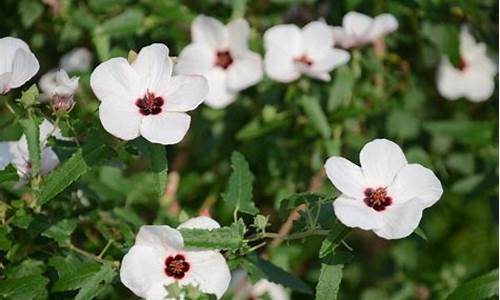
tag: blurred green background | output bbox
[0,0,498,299]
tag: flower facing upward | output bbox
[325,139,443,240]
[436,26,497,102]
[0,119,63,181]
[176,15,263,109]
[331,12,398,48]
[0,37,40,94]
[120,216,231,300]
[264,21,350,83]
[90,43,208,145]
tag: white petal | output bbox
[90,57,143,106]
[192,15,226,49]
[60,47,92,72]
[99,101,141,140]
[302,21,334,58]
[359,139,407,187]
[333,195,384,230]
[459,26,478,57]
[263,24,302,57]
[176,44,214,75]
[342,12,373,37]
[253,280,290,300]
[184,250,231,299]
[140,112,191,145]
[373,198,423,239]
[38,70,58,98]
[40,148,59,175]
[132,43,173,97]
[436,57,464,100]
[0,142,16,170]
[164,75,207,112]
[227,52,263,91]
[366,14,398,41]
[135,225,184,250]
[461,69,496,102]
[0,72,12,94]
[0,37,31,73]
[332,27,356,49]
[120,245,173,299]
[204,68,236,108]
[310,48,350,74]
[145,283,171,300]
[324,156,366,199]
[388,164,443,208]
[227,19,250,55]
[9,47,40,89]
[178,216,220,230]
[264,49,300,83]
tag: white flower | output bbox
[436,26,497,102]
[230,269,289,300]
[39,69,79,100]
[331,12,398,48]
[90,43,208,145]
[60,47,92,72]
[120,216,231,300]
[176,15,263,109]
[263,21,350,83]
[324,139,443,240]
[0,119,63,180]
[0,37,40,94]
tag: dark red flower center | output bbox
[136,91,164,116]
[215,50,233,69]
[294,54,313,66]
[458,57,467,71]
[364,187,392,211]
[164,254,190,279]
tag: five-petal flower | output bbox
[176,15,263,109]
[120,216,231,300]
[90,43,208,145]
[436,26,497,102]
[325,139,443,239]
[264,21,350,82]
[332,12,398,49]
[0,37,40,94]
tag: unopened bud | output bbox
[52,94,75,115]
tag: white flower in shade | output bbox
[0,37,40,94]
[120,216,231,300]
[436,26,497,102]
[331,12,398,48]
[39,69,79,100]
[60,47,92,72]
[90,43,208,145]
[324,139,443,240]
[263,21,350,83]
[176,15,263,109]
[0,119,63,180]
[230,269,289,300]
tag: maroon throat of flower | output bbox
[458,57,468,71]
[215,50,234,69]
[136,90,164,116]
[164,254,190,279]
[294,54,313,66]
[364,187,392,211]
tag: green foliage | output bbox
[315,264,343,300]
[222,151,259,215]
[445,269,499,300]
[19,116,41,175]
[179,225,242,251]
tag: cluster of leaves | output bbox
[0,0,498,299]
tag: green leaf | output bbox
[40,140,112,205]
[19,117,41,175]
[19,84,40,107]
[0,274,48,300]
[319,223,350,259]
[222,151,258,215]
[98,8,144,37]
[446,269,498,300]
[424,120,494,145]
[140,141,168,200]
[19,0,44,28]
[0,164,19,183]
[315,264,343,300]
[179,226,242,251]
[300,95,331,139]
[246,255,312,294]
[41,219,78,246]
[0,227,12,251]
[414,227,428,241]
[49,256,116,300]
[328,66,354,111]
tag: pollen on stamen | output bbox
[164,254,190,279]
[364,187,392,211]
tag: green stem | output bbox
[246,229,330,243]
[98,240,114,259]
